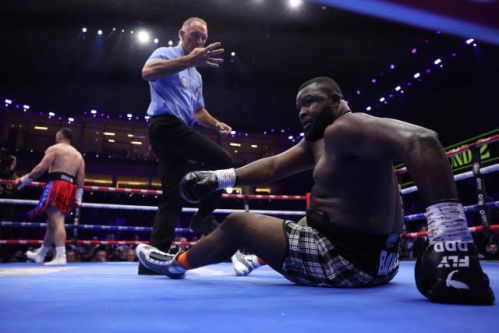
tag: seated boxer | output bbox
[137,77,494,305]
[16,127,85,266]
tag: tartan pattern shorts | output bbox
[281,221,398,287]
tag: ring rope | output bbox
[402,225,499,238]
[400,162,499,195]
[2,162,497,201]
[404,201,499,222]
[0,239,194,246]
[3,224,498,246]
[0,199,306,216]
[0,221,192,233]
[1,201,497,233]
[0,179,306,200]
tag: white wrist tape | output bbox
[75,188,83,204]
[214,168,236,190]
[425,201,472,245]
[18,176,33,190]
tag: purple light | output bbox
[407,82,412,86]
[126,113,132,118]
[288,135,293,140]
[271,129,275,133]
[473,43,477,47]
[106,115,110,119]
[434,58,442,65]
[118,115,123,119]
[411,48,417,54]
[263,131,267,135]
[390,64,395,70]
[388,94,394,98]
[23,104,30,110]
[426,69,431,74]
[465,38,474,45]
[144,115,150,120]
[371,78,377,84]
[299,132,304,137]
[48,112,55,117]
[230,130,236,135]
[281,129,285,133]
[100,113,104,117]
[39,112,43,115]
[90,109,97,115]
[451,52,457,57]
[135,116,140,120]
[83,111,88,116]
[57,116,62,120]
[15,104,20,109]
[68,117,74,122]
[356,90,361,95]
[413,72,421,79]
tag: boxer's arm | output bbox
[74,158,85,206]
[26,147,56,180]
[235,139,314,185]
[326,114,456,205]
[76,158,85,189]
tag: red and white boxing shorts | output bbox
[28,172,77,218]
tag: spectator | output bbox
[484,242,499,260]
[95,249,108,262]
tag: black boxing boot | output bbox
[415,240,494,305]
[415,201,495,305]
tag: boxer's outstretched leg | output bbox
[136,212,288,278]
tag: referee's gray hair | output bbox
[181,17,207,30]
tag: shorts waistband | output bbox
[47,172,75,184]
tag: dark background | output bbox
[0,0,497,145]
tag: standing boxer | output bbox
[16,127,85,265]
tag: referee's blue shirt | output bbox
[145,44,205,126]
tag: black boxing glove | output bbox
[180,168,236,203]
[415,240,495,305]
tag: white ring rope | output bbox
[0,199,305,216]
[400,162,499,195]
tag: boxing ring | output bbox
[0,134,498,332]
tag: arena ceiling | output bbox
[0,0,498,144]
